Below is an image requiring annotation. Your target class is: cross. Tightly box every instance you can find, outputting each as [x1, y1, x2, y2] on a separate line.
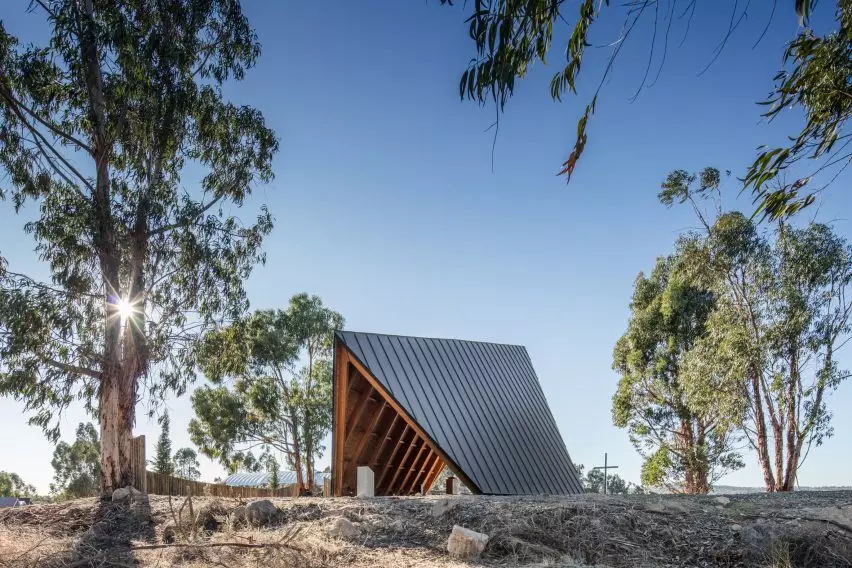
[592, 452, 619, 495]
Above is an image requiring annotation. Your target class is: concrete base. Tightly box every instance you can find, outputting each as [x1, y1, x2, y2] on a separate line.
[356, 466, 374, 497]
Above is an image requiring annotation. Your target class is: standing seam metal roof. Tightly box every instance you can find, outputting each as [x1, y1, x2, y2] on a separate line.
[336, 331, 583, 495]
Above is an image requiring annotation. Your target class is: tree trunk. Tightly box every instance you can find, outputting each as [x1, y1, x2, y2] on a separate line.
[304, 429, 314, 491]
[781, 355, 800, 491]
[98, 363, 138, 494]
[693, 422, 710, 494]
[749, 367, 777, 491]
[79, 0, 136, 497]
[772, 417, 784, 491]
[290, 413, 304, 490]
[305, 451, 314, 492]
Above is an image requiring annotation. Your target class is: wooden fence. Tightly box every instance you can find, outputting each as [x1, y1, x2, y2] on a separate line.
[129, 435, 147, 493]
[130, 435, 298, 498]
[146, 471, 298, 498]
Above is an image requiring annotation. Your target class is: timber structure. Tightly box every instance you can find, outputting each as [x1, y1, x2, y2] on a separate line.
[332, 331, 583, 496]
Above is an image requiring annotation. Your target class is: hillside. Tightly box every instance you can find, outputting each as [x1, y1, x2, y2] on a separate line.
[1, 491, 850, 567]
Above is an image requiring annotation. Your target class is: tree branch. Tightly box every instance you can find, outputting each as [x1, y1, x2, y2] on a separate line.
[148, 194, 225, 236]
[0, 87, 95, 197]
[41, 357, 100, 380]
[0, 82, 93, 153]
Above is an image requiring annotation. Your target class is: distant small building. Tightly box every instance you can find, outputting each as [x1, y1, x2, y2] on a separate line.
[223, 471, 330, 489]
[0, 497, 31, 508]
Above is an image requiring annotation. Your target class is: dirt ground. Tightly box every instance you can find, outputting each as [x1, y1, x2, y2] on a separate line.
[0, 491, 850, 567]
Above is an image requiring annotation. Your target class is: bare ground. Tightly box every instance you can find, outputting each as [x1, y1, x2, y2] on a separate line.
[0, 491, 850, 567]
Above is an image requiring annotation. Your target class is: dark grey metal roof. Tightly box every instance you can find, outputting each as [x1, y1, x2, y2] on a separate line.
[335, 331, 583, 495]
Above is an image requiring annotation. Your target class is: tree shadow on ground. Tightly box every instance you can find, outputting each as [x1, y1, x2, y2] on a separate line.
[64, 497, 156, 567]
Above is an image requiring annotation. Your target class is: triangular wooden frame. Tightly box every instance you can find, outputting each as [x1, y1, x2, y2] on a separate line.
[331, 340, 478, 496]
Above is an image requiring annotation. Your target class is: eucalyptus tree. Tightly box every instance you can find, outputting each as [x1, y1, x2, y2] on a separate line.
[0, 471, 36, 498]
[662, 168, 852, 491]
[50, 422, 101, 499]
[189, 294, 343, 490]
[0, 1, 276, 494]
[172, 447, 201, 481]
[442, 0, 850, 218]
[612, 254, 744, 493]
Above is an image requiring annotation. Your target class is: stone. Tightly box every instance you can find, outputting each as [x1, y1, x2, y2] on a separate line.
[431, 498, 459, 518]
[714, 496, 731, 506]
[111, 486, 140, 501]
[162, 523, 178, 544]
[357, 466, 374, 497]
[447, 525, 489, 560]
[390, 519, 405, 532]
[245, 499, 278, 527]
[730, 524, 742, 531]
[799, 506, 852, 531]
[231, 505, 248, 525]
[196, 502, 229, 531]
[329, 517, 359, 539]
[111, 487, 130, 501]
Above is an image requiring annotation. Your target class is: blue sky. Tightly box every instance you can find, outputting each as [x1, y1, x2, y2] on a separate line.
[1, 2, 851, 493]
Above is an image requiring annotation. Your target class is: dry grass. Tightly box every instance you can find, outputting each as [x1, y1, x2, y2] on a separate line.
[0, 492, 850, 567]
[0, 528, 74, 567]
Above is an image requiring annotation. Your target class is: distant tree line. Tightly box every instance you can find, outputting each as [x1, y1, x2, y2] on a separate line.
[574, 464, 644, 495]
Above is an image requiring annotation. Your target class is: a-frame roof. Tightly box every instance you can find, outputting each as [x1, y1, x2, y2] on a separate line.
[335, 330, 583, 495]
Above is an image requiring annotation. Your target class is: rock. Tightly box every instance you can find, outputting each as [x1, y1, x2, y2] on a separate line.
[293, 503, 323, 522]
[162, 523, 177, 544]
[714, 496, 731, 506]
[730, 524, 742, 531]
[195, 503, 227, 532]
[111, 486, 142, 501]
[191, 500, 234, 532]
[389, 519, 405, 532]
[329, 517, 359, 539]
[231, 505, 248, 526]
[447, 525, 489, 560]
[340, 505, 366, 523]
[799, 506, 852, 531]
[431, 498, 460, 517]
[245, 500, 278, 527]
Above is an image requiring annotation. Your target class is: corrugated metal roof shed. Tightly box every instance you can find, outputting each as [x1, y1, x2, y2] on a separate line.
[224, 471, 330, 487]
[335, 331, 583, 495]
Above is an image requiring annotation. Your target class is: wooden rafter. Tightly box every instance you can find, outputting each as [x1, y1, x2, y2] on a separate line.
[351, 400, 388, 464]
[345, 385, 373, 441]
[399, 443, 430, 495]
[377, 425, 411, 491]
[386, 434, 420, 494]
[369, 414, 399, 468]
[408, 450, 440, 495]
[422, 454, 446, 493]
